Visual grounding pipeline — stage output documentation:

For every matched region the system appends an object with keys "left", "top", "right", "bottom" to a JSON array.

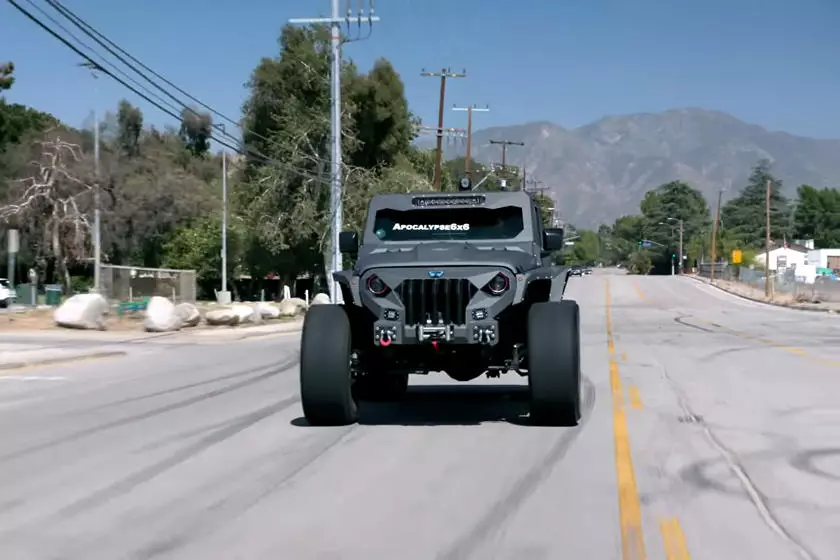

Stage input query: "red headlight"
[
  {"left": 486, "top": 273, "right": 509, "bottom": 295},
  {"left": 367, "top": 274, "right": 388, "bottom": 296}
]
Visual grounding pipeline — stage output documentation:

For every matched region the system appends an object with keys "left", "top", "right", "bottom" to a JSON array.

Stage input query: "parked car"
[{"left": 0, "top": 278, "right": 16, "bottom": 308}]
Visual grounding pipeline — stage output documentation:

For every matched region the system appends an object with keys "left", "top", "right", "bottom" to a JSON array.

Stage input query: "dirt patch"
[{"left": 0, "top": 308, "right": 146, "bottom": 332}]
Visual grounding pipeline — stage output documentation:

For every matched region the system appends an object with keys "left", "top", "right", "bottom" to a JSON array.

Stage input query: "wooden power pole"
[
  {"left": 709, "top": 189, "right": 723, "bottom": 280},
  {"left": 421, "top": 68, "right": 466, "bottom": 190},
  {"left": 489, "top": 139, "right": 525, "bottom": 188},
  {"left": 451, "top": 104, "right": 489, "bottom": 177}
]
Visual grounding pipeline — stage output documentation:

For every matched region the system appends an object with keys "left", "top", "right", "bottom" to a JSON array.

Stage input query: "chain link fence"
[
  {"left": 698, "top": 264, "right": 840, "bottom": 302},
  {"left": 100, "top": 265, "right": 197, "bottom": 303}
]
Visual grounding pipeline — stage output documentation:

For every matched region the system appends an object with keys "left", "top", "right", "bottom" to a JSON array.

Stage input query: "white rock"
[
  {"left": 255, "top": 303, "right": 281, "bottom": 320},
  {"left": 174, "top": 302, "right": 201, "bottom": 327},
  {"left": 278, "top": 297, "right": 308, "bottom": 317},
  {"left": 231, "top": 304, "right": 261, "bottom": 324},
  {"left": 54, "top": 293, "right": 109, "bottom": 330},
  {"left": 143, "top": 296, "right": 183, "bottom": 332},
  {"left": 310, "top": 293, "right": 331, "bottom": 305},
  {"left": 204, "top": 307, "right": 239, "bottom": 326}
]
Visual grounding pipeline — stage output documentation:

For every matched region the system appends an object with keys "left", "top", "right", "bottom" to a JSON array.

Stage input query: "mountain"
[{"left": 426, "top": 108, "right": 840, "bottom": 229}]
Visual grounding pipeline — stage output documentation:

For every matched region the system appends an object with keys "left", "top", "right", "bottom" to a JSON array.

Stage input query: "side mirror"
[
  {"left": 338, "top": 231, "right": 359, "bottom": 254},
  {"left": 543, "top": 228, "right": 564, "bottom": 251}
]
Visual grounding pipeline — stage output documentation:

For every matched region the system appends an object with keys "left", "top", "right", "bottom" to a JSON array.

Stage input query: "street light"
[{"left": 662, "top": 217, "right": 684, "bottom": 275}]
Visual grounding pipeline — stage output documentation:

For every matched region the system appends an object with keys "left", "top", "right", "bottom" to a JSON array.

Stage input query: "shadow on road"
[{"left": 291, "top": 384, "right": 534, "bottom": 427}]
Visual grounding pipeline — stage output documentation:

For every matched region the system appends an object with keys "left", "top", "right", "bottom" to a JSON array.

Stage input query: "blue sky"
[{"left": 3, "top": 0, "right": 839, "bottom": 142}]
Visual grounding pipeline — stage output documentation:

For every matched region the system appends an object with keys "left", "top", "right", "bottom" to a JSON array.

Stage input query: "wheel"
[
  {"left": 353, "top": 372, "right": 408, "bottom": 401},
  {"left": 299, "top": 304, "right": 358, "bottom": 426},
  {"left": 526, "top": 300, "right": 581, "bottom": 426},
  {"left": 0, "top": 298, "right": 8, "bottom": 309}
]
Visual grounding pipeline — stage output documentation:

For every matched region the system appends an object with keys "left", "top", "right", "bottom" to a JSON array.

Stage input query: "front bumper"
[{"left": 360, "top": 266, "right": 517, "bottom": 347}]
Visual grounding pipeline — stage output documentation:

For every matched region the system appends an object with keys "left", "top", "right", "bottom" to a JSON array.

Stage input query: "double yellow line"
[{"left": 606, "top": 279, "right": 692, "bottom": 560}]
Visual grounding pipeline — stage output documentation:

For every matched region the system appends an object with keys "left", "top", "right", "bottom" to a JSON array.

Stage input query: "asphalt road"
[{"left": 1, "top": 270, "right": 839, "bottom": 559}]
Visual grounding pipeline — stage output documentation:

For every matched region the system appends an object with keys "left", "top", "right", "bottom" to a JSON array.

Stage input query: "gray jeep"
[{"left": 299, "top": 189, "right": 581, "bottom": 427}]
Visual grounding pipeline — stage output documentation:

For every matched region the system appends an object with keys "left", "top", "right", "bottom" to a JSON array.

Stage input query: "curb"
[
  {"left": 0, "top": 350, "right": 127, "bottom": 371},
  {"left": 687, "top": 276, "right": 838, "bottom": 314}
]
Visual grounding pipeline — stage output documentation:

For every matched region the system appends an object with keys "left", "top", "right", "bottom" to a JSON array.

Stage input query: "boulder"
[
  {"left": 310, "top": 293, "right": 331, "bottom": 305},
  {"left": 204, "top": 307, "right": 239, "bottom": 326},
  {"left": 143, "top": 296, "right": 183, "bottom": 332},
  {"left": 255, "top": 302, "right": 282, "bottom": 320},
  {"left": 277, "top": 297, "right": 308, "bottom": 317},
  {"left": 231, "top": 304, "right": 262, "bottom": 325},
  {"left": 54, "top": 293, "right": 109, "bottom": 330},
  {"left": 174, "top": 302, "right": 201, "bottom": 327}
]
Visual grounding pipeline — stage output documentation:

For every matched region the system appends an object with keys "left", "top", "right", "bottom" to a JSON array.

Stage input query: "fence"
[
  {"left": 697, "top": 264, "right": 840, "bottom": 302},
  {"left": 100, "top": 265, "right": 197, "bottom": 303}
]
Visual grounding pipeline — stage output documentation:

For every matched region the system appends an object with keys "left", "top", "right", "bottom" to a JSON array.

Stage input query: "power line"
[
  {"left": 43, "top": 0, "right": 252, "bottom": 138},
  {"left": 7, "top": 0, "right": 327, "bottom": 184},
  {"left": 20, "top": 0, "right": 183, "bottom": 117},
  {"left": 421, "top": 68, "right": 466, "bottom": 190}
]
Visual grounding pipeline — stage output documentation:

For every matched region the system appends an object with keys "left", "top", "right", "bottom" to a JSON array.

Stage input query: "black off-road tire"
[
  {"left": 299, "top": 305, "right": 358, "bottom": 426},
  {"left": 526, "top": 300, "right": 581, "bottom": 426},
  {"left": 353, "top": 372, "right": 409, "bottom": 402}
]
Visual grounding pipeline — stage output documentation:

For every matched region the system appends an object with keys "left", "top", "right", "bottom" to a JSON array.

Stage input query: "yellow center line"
[
  {"left": 660, "top": 517, "right": 692, "bottom": 560},
  {"left": 606, "top": 279, "right": 648, "bottom": 560}
]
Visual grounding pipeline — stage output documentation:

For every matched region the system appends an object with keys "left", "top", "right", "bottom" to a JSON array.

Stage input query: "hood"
[{"left": 355, "top": 242, "right": 538, "bottom": 274}]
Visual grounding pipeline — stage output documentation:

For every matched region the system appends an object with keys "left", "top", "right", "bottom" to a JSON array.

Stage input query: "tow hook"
[{"left": 379, "top": 332, "right": 392, "bottom": 347}]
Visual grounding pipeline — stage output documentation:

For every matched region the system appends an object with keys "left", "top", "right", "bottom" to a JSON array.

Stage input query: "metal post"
[
  {"left": 79, "top": 61, "right": 102, "bottom": 293},
  {"left": 678, "top": 219, "right": 684, "bottom": 274},
  {"left": 221, "top": 124, "right": 228, "bottom": 294},
  {"left": 93, "top": 85, "right": 101, "bottom": 294},
  {"left": 765, "top": 178, "right": 772, "bottom": 298},
  {"left": 289, "top": 2, "right": 380, "bottom": 303}
]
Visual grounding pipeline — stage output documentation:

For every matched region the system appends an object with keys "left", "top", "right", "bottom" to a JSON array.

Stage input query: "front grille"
[{"left": 396, "top": 279, "right": 477, "bottom": 326}]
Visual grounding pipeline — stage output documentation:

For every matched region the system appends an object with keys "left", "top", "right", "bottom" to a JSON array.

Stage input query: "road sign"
[{"left": 732, "top": 249, "right": 742, "bottom": 264}]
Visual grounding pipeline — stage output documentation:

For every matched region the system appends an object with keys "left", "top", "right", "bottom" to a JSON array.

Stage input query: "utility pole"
[
  {"left": 451, "top": 104, "right": 489, "bottom": 177},
  {"left": 79, "top": 61, "right": 102, "bottom": 294},
  {"left": 709, "top": 189, "right": 723, "bottom": 281},
  {"left": 765, "top": 178, "right": 772, "bottom": 298},
  {"left": 489, "top": 139, "right": 525, "bottom": 189},
  {"left": 421, "top": 68, "right": 466, "bottom": 190},
  {"left": 289, "top": 2, "right": 380, "bottom": 303}
]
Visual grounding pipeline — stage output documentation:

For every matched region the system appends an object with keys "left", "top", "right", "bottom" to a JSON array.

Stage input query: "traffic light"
[
  {"left": 637, "top": 240, "right": 642, "bottom": 245},
  {"left": 672, "top": 253, "right": 676, "bottom": 259}
]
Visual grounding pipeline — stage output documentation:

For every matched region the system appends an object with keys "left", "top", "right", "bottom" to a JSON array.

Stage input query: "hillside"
[{"left": 429, "top": 108, "right": 840, "bottom": 228}]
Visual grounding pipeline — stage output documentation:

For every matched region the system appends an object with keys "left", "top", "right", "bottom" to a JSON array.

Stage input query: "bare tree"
[{"left": 0, "top": 135, "right": 93, "bottom": 289}]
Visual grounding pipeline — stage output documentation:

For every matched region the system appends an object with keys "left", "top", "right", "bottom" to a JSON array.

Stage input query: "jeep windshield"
[{"left": 372, "top": 206, "right": 525, "bottom": 241}]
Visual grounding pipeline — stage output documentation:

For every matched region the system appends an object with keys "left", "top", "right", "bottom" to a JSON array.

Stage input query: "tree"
[
  {"left": 117, "top": 100, "right": 143, "bottom": 157},
  {"left": 179, "top": 108, "right": 213, "bottom": 158},
  {"left": 793, "top": 185, "right": 840, "bottom": 248},
  {"left": 565, "top": 229, "right": 600, "bottom": 265},
  {"left": 639, "top": 180, "right": 711, "bottom": 271},
  {"left": 348, "top": 58, "right": 415, "bottom": 169},
  {"left": 0, "top": 62, "right": 13, "bottom": 91},
  {"left": 720, "top": 160, "right": 791, "bottom": 249},
  {"left": 0, "top": 133, "right": 94, "bottom": 290}
]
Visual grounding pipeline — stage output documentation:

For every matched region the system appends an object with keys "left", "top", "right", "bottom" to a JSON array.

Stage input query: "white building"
[
  {"left": 754, "top": 242, "right": 809, "bottom": 272},
  {"left": 806, "top": 249, "right": 840, "bottom": 270}
]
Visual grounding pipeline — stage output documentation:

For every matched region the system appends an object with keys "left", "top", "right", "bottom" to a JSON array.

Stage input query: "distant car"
[
  {"left": 569, "top": 266, "right": 583, "bottom": 277},
  {"left": 583, "top": 268, "right": 592, "bottom": 276},
  {"left": 0, "top": 278, "right": 16, "bottom": 308}
]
